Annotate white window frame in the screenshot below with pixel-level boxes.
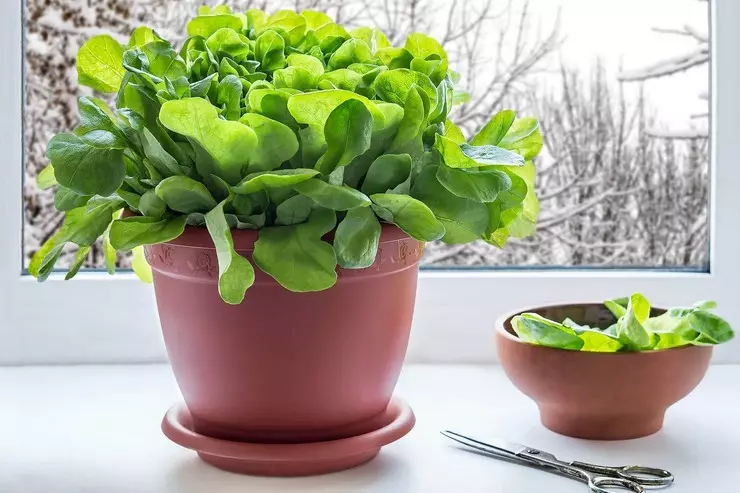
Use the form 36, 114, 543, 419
2, 0, 738, 365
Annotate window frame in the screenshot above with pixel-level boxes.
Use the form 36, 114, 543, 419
2, 0, 738, 365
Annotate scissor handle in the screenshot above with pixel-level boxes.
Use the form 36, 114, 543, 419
572, 461, 674, 488
588, 475, 645, 493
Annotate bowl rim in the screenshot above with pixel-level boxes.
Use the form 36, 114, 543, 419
495, 302, 705, 356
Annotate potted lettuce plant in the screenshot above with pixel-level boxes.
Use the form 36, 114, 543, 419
31, 5, 543, 472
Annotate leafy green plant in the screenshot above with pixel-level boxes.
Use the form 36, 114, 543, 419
31, 5, 543, 304
511, 294, 735, 352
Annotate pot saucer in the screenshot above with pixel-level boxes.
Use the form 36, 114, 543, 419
161, 397, 415, 476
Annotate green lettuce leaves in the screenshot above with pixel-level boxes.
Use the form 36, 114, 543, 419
205, 200, 255, 304
77, 35, 126, 93
253, 208, 337, 292
159, 98, 257, 185
511, 294, 734, 352
32, 7, 545, 303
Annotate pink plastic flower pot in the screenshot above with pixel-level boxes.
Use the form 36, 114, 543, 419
146, 224, 422, 445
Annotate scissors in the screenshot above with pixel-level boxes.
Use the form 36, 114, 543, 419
441, 430, 674, 492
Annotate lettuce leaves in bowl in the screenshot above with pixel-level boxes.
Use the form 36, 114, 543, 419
512, 294, 734, 352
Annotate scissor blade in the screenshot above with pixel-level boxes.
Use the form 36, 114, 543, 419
441, 430, 530, 460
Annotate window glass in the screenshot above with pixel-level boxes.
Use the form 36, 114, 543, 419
23, 0, 710, 271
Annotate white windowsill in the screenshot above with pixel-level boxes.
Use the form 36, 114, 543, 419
2, 364, 738, 492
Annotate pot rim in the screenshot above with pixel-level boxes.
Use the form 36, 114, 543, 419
495, 302, 704, 356
165, 222, 412, 250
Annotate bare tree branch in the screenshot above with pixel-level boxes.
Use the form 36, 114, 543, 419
651, 24, 708, 42
646, 128, 708, 139
538, 190, 617, 230
618, 45, 709, 81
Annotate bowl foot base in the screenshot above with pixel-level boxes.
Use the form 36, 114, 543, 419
539, 406, 665, 440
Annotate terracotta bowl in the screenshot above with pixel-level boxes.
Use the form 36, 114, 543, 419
496, 303, 713, 440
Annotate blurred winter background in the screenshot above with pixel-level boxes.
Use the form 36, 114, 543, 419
23, 0, 711, 270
